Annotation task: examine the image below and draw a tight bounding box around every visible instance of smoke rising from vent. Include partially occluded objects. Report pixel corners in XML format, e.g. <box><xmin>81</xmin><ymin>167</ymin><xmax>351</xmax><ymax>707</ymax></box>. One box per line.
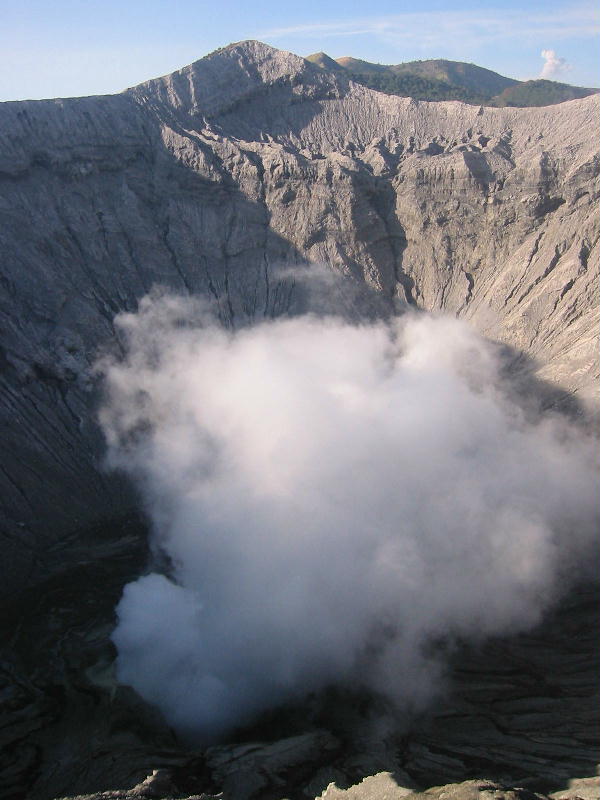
<box><xmin>99</xmin><ymin>292</ymin><xmax>598</xmax><ymax>742</ymax></box>
<box><xmin>540</xmin><ymin>49</ymin><xmax>572</xmax><ymax>79</ymax></box>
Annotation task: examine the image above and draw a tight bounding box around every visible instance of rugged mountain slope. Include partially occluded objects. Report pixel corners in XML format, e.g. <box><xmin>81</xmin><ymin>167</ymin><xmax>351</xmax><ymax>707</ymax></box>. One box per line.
<box><xmin>0</xmin><ymin>39</ymin><xmax>598</xmax><ymax>597</ymax></box>
<box><xmin>0</xmin><ymin>40</ymin><xmax>598</xmax><ymax>799</ymax></box>
<box><xmin>1</xmin><ymin>41</ymin><xmax>598</xmax><ymax>602</ymax></box>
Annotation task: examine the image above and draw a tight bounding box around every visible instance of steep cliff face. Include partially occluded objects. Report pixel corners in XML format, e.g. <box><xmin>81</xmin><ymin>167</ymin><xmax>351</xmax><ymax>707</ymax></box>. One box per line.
<box><xmin>0</xmin><ymin>39</ymin><xmax>599</xmax><ymax>800</ymax></box>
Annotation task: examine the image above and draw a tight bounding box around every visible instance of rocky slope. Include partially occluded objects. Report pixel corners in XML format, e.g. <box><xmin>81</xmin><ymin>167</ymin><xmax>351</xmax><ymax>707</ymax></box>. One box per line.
<box><xmin>6</xmin><ymin>579</ymin><xmax>594</xmax><ymax>800</ymax></box>
<box><xmin>49</xmin><ymin>775</ymin><xmax>600</xmax><ymax>800</ymax></box>
<box><xmin>0</xmin><ymin>40</ymin><xmax>598</xmax><ymax>800</ymax></box>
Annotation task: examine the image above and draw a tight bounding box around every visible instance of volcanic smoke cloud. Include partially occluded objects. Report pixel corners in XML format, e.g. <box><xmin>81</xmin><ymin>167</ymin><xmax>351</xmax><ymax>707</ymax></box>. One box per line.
<box><xmin>99</xmin><ymin>292</ymin><xmax>598</xmax><ymax>742</ymax></box>
<box><xmin>540</xmin><ymin>49</ymin><xmax>571</xmax><ymax>80</ymax></box>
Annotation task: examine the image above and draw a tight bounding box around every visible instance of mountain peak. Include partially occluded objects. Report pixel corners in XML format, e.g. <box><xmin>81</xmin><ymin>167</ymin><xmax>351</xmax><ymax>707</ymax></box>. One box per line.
<box><xmin>305</xmin><ymin>52</ymin><xmax>345</xmax><ymax>72</ymax></box>
<box><xmin>128</xmin><ymin>40</ymin><xmax>342</xmax><ymax>119</ymax></box>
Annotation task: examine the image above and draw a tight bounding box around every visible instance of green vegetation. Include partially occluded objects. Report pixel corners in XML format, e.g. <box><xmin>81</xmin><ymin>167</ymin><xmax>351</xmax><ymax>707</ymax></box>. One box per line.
<box><xmin>335</xmin><ymin>56</ymin><xmax>387</xmax><ymax>74</ymax></box>
<box><xmin>492</xmin><ymin>79</ymin><xmax>597</xmax><ymax>107</ymax></box>
<box><xmin>389</xmin><ymin>59</ymin><xmax>518</xmax><ymax>95</ymax></box>
<box><xmin>305</xmin><ymin>52</ymin><xmax>345</xmax><ymax>72</ymax></box>
<box><xmin>306</xmin><ymin>52</ymin><xmax>600</xmax><ymax>107</ymax></box>
<box><xmin>346</xmin><ymin>70</ymin><xmax>489</xmax><ymax>104</ymax></box>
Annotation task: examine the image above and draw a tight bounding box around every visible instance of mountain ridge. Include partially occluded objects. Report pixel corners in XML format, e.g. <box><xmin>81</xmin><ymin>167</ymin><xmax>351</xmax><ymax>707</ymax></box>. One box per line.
<box><xmin>307</xmin><ymin>50</ymin><xmax>599</xmax><ymax>106</ymax></box>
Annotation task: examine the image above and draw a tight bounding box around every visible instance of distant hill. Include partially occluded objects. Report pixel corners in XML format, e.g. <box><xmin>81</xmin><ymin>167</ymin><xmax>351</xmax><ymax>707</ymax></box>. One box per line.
<box><xmin>338</xmin><ymin>71</ymin><xmax>490</xmax><ymax>105</ymax></box>
<box><xmin>389</xmin><ymin>59</ymin><xmax>518</xmax><ymax>95</ymax></box>
<box><xmin>493</xmin><ymin>79</ymin><xmax>598</xmax><ymax>107</ymax></box>
<box><xmin>334</xmin><ymin>56</ymin><xmax>387</xmax><ymax>74</ymax></box>
<box><xmin>304</xmin><ymin>52</ymin><xmax>345</xmax><ymax>73</ymax></box>
<box><xmin>306</xmin><ymin>53</ymin><xmax>599</xmax><ymax>107</ymax></box>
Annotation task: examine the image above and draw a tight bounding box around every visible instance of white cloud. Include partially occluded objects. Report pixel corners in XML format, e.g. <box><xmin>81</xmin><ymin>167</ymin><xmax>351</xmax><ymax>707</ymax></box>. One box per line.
<box><xmin>98</xmin><ymin>293</ymin><xmax>599</xmax><ymax>743</ymax></box>
<box><xmin>540</xmin><ymin>48</ymin><xmax>573</xmax><ymax>78</ymax></box>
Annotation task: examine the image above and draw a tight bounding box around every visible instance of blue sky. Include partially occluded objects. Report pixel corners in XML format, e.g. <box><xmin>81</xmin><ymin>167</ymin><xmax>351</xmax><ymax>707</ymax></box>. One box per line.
<box><xmin>0</xmin><ymin>0</ymin><xmax>598</xmax><ymax>101</ymax></box>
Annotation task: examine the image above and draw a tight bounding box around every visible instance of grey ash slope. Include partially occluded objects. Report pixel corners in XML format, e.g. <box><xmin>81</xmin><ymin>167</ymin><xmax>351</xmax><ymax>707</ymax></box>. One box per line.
<box><xmin>0</xmin><ymin>41</ymin><xmax>599</xmax><ymax>799</ymax></box>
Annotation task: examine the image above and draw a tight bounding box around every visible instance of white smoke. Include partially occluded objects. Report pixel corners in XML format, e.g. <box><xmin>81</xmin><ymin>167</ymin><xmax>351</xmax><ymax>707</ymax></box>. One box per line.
<box><xmin>98</xmin><ymin>292</ymin><xmax>598</xmax><ymax>742</ymax></box>
<box><xmin>540</xmin><ymin>49</ymin><xmax>572</xmax><ymax>80</ymax></box>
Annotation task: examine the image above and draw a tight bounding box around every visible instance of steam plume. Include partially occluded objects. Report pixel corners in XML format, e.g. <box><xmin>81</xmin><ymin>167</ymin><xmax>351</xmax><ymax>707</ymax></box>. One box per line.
<box><xmin>540</xmin><ymin>49</ymin><xmax>572</xmax><ymax>79</ymax></box>
<box><xmin>98</xmin><ymin>292</ymin><xmax>598</xmax><ymax>742</ymax></box>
